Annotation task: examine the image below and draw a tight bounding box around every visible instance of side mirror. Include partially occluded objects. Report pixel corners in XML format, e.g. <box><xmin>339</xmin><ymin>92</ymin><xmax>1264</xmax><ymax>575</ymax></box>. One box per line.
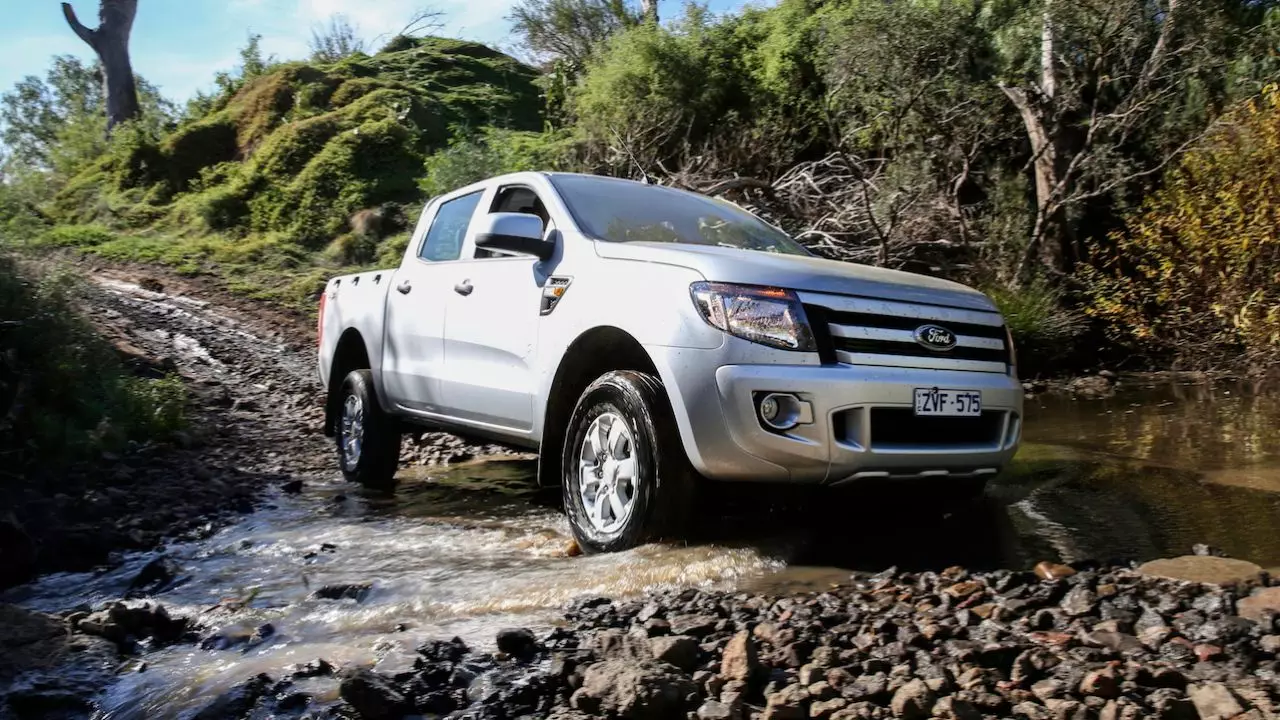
<box><xmin>474</xmin><ymin>213</ymin><xmax>554</xmax><ymax>261</ymax></box>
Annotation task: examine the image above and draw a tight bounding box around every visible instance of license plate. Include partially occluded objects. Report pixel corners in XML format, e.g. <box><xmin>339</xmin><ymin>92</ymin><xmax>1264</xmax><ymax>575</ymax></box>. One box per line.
<box><xmin>914</xmin><ymin>388</ymin><xmax>982</xmax><ymax>417</ymax></box>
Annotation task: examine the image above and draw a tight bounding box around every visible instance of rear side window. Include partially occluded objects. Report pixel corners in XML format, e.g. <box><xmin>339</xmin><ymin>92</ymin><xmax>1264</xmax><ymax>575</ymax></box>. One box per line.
<box><xmin>419</xmin><ymin>191</ymin><xmax>482</xmax><ymax>261</ymax></box>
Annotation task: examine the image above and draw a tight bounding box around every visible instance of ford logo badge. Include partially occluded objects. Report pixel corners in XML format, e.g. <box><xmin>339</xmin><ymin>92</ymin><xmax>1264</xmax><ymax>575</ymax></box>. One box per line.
<box><xmin>914</xmin><ymin>324</ymin><xmax>957</xmax><ymax>351</ymax></box>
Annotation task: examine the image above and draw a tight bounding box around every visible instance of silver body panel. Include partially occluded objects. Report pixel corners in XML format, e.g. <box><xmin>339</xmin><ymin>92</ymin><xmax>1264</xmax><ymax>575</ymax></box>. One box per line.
<box><xmin>318</xmin><ymin>171</ymin><xmax>1024</xmax><ymax>484</ymax></box>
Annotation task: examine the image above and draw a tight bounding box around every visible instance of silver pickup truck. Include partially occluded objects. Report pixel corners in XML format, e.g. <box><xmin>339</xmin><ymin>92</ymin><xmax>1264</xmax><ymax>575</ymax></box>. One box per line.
<box><xmin>317</xmin><ymin>172</ymin><xmax>1022</xmax><ymax>552</ymax></box>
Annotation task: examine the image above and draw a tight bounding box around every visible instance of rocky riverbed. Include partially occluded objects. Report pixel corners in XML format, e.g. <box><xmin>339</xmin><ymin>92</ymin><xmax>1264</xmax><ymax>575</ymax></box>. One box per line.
<box><xmin>11</xmin><ymin>552</ymin><xmax>1280</xmax><ymax>719</ymax></box>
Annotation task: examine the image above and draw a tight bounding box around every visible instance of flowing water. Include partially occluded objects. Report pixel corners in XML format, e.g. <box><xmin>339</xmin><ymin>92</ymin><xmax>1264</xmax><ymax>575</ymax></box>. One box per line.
<box><xmin>5</xmin><ymin>379</ymin><xmax>1280</xmax><ymax>718</ymax></box>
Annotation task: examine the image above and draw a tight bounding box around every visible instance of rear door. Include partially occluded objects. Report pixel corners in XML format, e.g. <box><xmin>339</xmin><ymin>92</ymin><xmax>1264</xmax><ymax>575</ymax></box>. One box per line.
<box><xmin>435</xmin><ymin>185</ymin><xmax>553</xmax><ymax>431</ymax></box>
<box><xmin>381</xmin><ymin>189</ymin><xmax>485</xmax><ymax>413</ymax></box>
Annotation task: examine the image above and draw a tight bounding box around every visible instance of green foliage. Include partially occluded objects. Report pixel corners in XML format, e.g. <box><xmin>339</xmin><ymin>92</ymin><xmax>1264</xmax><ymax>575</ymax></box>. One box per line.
<box><xmin>1082</xmin><ymin>86</ymin><xmax>1280</xmax><ymax>370</ymax></box>
<box><xmin>0</xmin><ymin>256</ymin><xmax>186</xmax><ymax>469</ymax></box>
<box><xmin>36</xmin><ymin>225</ymin><xmax>116</xmax><ymax>247</ymax></box>
<box><xmin>42</xmin><ymin>36</ymin><xmax>544</xmax><ymax>248</ymax></box>
<box><xmin>420</xmin><ymin>128</ymin><xmax>573</xmax><ymax>197</ymax></box>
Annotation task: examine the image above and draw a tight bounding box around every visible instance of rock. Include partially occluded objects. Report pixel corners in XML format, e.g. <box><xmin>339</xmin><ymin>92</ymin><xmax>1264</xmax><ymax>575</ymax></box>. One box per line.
<box><xmin>496</xmin><ymin>627</ymin><xmax>539</xmax><ymax>660</ymax></box>
<box><xmin>312</xmin><ymin>583</ymin><xmax>372</xmax><ymax>602</ymax></box>
<box><xmin>1260</xmin><ymin>635</ymin><xmax>1280</xmax><ymax>654</ymax></box>
<box><xmin>280</xmin><ymin>479</ymin><xmax>303</xmax><ymax>494</ymax></box>
<box><xmin>1013</xmin><ymin>701</ymin><xmax>1052</xmax><ymax>719</ymax></box>
<box><xmin>945</xmin><ymin>581</ymin><xmax>983</xmax><ymax>599</ymax></box>
<box><xmin>669</xmin><ymin>614</ymin><xmax>719</xmax><ymax>638</ymax></box>
<box><xmin>934</xmin><ymin>696</ymin><xmax>982</xmax><ymax>720</ymax></box>
<box><xmin>810</xmin><ymin>697</ymin><xmax>849</xmax><ymax>719</ymax></box>
<box><xmin>570</xmin><ymin>659</ymin><xmax>698</xmax><ymax>720</ymax></box>
<box><xmin>889</xmin><ymin>678</ymin><xmax>936</xmax><ymax>719</ymax></box>
<box><xmin>1080</xmin><ymin>668</ymin><xmax>1120</xmax><ymax>699</ymax></box>
<box><xmin>1060</xmin><ymin>585</ymin><xmax>1098</xmax><ymax>617</ymax></box>
<box><xmin>763</xmin><ymin>683</ymin><xmax>809</xmax><ymax>720</ymax></box>
<box><xmin>1136</xmin><ymin>556</ymin><xmax>1264</xmax><ymax>587</ymax></box>
<box><xmin>650</xmin><ymin>635</ymin><xmax>700</xmax><ymax>672</ymax></box>
<box><xmin>1031</xmin><ymin>679</ymin><xmax>1064</xmax><ymax>700</ymax></box>
<box><xmin>124</xmin><ymin>556</ymin><xmax>183</xmax><ymax>598</ymax></box>
<box><xmin>1186</xmin><ymin>682</ymin><xmax>1244</xmax><ymax>720</ymax></box>
<box><xmin>698</xmin><ymin>699</ymin><xmax>736</xmax><ymax>720</ymax></box>
<box><xmin>1068</xmin><ymin>375</ymin><xmax>1115</xmax><ymax>398</ymax></box>
<box><xmin>339</xmin><ymin>668</ymin><xmax>409</xmax><ymax>720</ymax></box>
<box><xmin>721</xmin><ymin>630</ymin><xmax>759</xmax><ymax>683</ymax></box>
<box><xmin>1084</xmin><ymin>631</ymin><xmax>1144</xmax><ymax>654</ymax></box>
<box><xmin>418</xmin><ymin>636</ymin><xmax>468</xmax><ymax>663</ymax></box>
<box><xmin>1045</xmin><ymin>699</ymin><xmax>1089</xmax><ymax>720</ymax></box>
<box><xmin>1148</xmin><ymin>688</ymin><xmax>1197</xmax><ymax>719</ymax></box>
<box><xmin>293</xmin><ymin>659</ymin><xmax>334</xmax><ymax>678</ymax></box>
<box><xmin>1236</xmin><ymin>587</ymin><xmax>1280</xmax><ymax>623</ymax></box>
<box><xmin>1034</xmin><ymin>562</ymin><xmax>1077</xmax><ymax>581</ymax></box>
<box><xmin>192</xmin><ymin>673</ymin><xmax>273</xmax><ymax>720</ymax></box>
<box><xmin>589</xmin><ymin>628</ymin><xmax>654</xmax><ymax>661</ymax></box>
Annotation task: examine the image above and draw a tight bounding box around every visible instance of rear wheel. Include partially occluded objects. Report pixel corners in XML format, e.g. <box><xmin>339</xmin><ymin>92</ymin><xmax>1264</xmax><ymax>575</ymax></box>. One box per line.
<box><xmin>562</xmin><ymin>371</ymin><xmax>695</xmax><ymax>553</ymax></box>
<box><xmin>336</xmin><ymin>370</ymin><xmax>401</xmax><ymax>490</ymax></box>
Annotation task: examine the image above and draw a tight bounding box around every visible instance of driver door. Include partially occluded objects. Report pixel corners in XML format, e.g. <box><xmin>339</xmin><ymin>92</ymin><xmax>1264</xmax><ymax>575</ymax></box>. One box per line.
<box><xmin>435</xmin><ymin>185</ymin><xmax>552</xmax><ymax>432</ymax></box>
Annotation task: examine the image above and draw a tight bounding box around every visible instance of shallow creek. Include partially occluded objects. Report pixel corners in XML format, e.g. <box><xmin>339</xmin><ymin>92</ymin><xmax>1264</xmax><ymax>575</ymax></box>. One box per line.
<box><xmin>5</xmin><ymin>380</ymin><xmax>1278</xmax><ymax>718</ymax></box>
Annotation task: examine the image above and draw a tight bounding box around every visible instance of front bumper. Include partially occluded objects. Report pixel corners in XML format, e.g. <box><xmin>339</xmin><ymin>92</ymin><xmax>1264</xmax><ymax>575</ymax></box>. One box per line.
<box><xmin>649</xmin><ymin>344</ymin><xmax>1023</xmax><ymax>484</ymax></box>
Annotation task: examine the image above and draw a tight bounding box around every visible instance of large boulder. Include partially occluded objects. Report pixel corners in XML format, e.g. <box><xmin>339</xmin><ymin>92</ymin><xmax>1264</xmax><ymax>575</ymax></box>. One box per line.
<box><xmin>570</xmin><ymin>659</ymin><xmax>697</xmax><ymax>719</ymax></box>
<box><xmin>1135</xmin><ymin>556</ymin><xmax>1264</xmax><ymax>587</ymax></box>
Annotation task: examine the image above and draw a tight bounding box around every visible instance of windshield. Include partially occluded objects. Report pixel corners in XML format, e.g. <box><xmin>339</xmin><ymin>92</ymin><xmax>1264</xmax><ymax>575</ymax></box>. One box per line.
<box><xmin>548</xmin><ymin>174</ymin><xmax>811</xmax><ymax>256</ymax></box>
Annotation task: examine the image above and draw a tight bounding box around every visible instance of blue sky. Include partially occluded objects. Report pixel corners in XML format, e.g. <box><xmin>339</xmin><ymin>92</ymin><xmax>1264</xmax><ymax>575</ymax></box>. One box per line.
<box><xmin>2</xmin><ymin>0</ymin><xmax>761</xmax><ymax>105</ymax></box>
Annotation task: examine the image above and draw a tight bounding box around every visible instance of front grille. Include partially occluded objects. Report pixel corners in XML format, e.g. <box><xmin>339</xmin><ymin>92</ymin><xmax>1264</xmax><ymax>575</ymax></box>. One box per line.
<box><xmin>831</xmin><ymin>337</ymin><xmax>1008</xmax><ymax>363</ymax></box>
<box><xmin>870</xmin><ymin>408</ymin><xmax>1005</xmax><ymax>448</ymax></box>
<box><xmin>800</xmin><ymin>292</ymin><xmax>1011</xmax><ymax>372</ymax></box>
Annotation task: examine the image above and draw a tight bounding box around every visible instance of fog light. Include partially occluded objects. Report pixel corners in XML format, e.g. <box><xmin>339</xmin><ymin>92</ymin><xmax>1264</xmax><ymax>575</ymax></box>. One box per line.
<box><xmin>758</xmin><ymin>392</ymin><xmax>811</xmax><ymax>431</ymax></box>
<box><xmin>759</xmin><ymin>396</ymin><xmax>780</xmax><ymax>423</ymax></box>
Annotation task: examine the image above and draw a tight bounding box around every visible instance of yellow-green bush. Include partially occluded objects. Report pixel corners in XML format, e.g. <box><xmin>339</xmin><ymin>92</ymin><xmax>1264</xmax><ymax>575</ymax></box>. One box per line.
<box><xmin>1083</xmin><ymin>86</ymin><xmax>1280</xmax><ymax>370</ymax></box>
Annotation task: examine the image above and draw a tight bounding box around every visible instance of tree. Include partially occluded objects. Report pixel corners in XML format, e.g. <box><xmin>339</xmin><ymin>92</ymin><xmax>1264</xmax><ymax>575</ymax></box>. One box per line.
<box><xmin>61</xmin><ymin>0</ymin><xmax>140</xmax><ymax>131</ymax></box>
<box><xmin>309</xmin><ymin>14</ymin><xmax>366</xmax><ymax>63</ymax></box>
<box><xmin>994</xmin><ymin>0</ymin><xmax>1252</xmax><ymax>284</ymax></box>
<box><xmin>1</xmin><ymin>55</ymin><xmax>173</xmax><ymax>174</ymax></box>
<box><xmin>508</xmin><ymin>0</ymin><xmax>641</xmax><ymax>69</ymax></box>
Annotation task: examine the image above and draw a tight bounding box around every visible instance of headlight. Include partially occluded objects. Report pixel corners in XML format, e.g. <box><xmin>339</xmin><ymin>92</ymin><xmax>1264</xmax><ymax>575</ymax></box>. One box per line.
<box><xmin>690</xmin><ymin>282</ymin><xmax>816</xmax><ymax>351</ymax></box>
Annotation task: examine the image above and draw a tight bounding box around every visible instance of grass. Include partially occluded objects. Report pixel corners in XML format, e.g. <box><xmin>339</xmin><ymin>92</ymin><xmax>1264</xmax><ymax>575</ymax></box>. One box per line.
<box><xmin>15</xmin><ymin>224</ymin><xmax>384</xmax><ymax>313</ymax></box>
<box><xmin>0</xmin><ymin>255</ymin><xmax>187</xmax><ymax>472</ymax></box>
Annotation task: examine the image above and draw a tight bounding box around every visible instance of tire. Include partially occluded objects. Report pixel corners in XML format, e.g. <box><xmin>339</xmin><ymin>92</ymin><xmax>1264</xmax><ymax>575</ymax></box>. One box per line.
<box><xmin>561</xmin><ymin>370</ymin><xmax>695</xmax><ymax>553</ymax></box>
<box><xmin>335</xmin><ymin>370</ymin><xmax>401</xmax><ymax>490</ymax></box>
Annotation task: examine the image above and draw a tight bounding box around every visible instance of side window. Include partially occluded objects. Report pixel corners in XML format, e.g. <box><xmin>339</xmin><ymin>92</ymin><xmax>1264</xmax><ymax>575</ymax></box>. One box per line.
<box><xmin>478</xmin><ymin>186</ymin><xmax>551</xmax><ymax>259</ymax></box>
<box><xmin>419</xmin><ymin>191</ymin><xmax>482</xmax><ymax>262</ymax></box>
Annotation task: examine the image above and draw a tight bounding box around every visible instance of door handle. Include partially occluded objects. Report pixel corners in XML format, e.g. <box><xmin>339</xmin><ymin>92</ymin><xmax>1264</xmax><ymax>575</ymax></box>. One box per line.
<box><xmin>454</xmin><ymin>280</ymin><xmax>473</xmax><ymax>296</ymax></box>
<box><xmin>396</xmin><ymin>280</ymin><xmax>412</xmax><ymax>295</ymax></box>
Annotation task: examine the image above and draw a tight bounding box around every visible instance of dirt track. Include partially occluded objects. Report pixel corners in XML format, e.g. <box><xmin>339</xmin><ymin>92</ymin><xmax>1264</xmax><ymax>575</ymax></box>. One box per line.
<box><xmin>3</xmin><ymin>261</ymin><xmax>507</xmax><ymax>588</ymax></box>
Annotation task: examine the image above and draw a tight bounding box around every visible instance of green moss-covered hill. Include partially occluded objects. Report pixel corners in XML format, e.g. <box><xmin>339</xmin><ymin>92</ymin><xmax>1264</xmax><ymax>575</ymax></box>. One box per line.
<box><xmin>54</xmin><ymin>37</ymin><xmax>543</xmax><ymax>248</ymax></box>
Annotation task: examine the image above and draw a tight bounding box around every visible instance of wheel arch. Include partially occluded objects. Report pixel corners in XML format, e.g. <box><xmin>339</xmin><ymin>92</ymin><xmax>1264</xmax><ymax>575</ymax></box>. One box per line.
<box><xmin>538</xmin><ymin>326</ymin><xmax>662</xmax><ymax>487</ymax></box>
<box><xmin>324</xmin><ymin>328</ymin><xmax>371</xmax><ymax>436</ymax></box>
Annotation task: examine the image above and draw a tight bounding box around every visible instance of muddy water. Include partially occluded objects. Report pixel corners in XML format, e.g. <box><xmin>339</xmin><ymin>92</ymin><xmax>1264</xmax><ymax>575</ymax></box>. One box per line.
<box><xmin>6</xmin><ymin>380</ymin><xmax>1280</xmax><ymax>718</ymax></box>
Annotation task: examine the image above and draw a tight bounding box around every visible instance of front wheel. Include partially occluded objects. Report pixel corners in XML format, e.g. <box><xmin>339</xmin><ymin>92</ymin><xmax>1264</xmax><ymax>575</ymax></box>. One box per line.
<box><xmin>562</xmin><ymin>370</ymin><xmax>695</xmax><ymax>553</ymax></box>
<box><xmin>335</xmin><ymin>370</ymin><xmax>401</xmax><ymax>490</ymax></box>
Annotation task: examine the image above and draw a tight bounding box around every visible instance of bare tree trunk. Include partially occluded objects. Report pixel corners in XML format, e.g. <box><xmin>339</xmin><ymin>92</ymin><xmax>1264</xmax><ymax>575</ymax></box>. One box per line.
<box><xmin>62</xmin><ymin>0</ymin><xmax>140</xmax><ymax>131</ymax></box>
<box><xmin>1001</xmin><ymin>0</ymin><xmax>1067</xmax><ymax>284</ymax></box>
<box><xmin>640</xmin><ymin>0</ymin><xmax>658</xmax><ymax>24</ymax></box>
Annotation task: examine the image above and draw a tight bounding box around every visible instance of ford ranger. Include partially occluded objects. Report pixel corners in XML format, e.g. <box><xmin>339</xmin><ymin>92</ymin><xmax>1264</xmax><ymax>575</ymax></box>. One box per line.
<box><xmin>317</xmin><ymin>172</ymin><xmax>1022</xmax><ymax>553</ymax></box>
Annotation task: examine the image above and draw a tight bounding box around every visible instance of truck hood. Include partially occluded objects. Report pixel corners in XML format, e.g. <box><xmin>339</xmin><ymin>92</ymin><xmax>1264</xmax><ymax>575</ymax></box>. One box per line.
<box><xmin>593</xmin><ymin>241</ymin><xmax>998</xmax><ymax>312</ymax></box>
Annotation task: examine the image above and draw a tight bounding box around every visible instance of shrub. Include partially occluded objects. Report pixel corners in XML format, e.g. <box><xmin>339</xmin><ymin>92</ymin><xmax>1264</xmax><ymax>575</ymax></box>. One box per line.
<box><xmin>984</xmin><ymin>280</ymin><xmax>1085</xmax><ymax>374</ymax></box>
<box><xmin>0</xmin><ymin>256</ymin><xmax>186</xmax><ymax>470</ymax></box>
<box><xmin>36</xmin><ymin>225</ymin><xmax>116</xmax><ymax>248</ymax></box>
<box><xmin>1082</xmin><ymin>86</ymin><xmax>1280</xmax><ymax>370</ymax></box>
